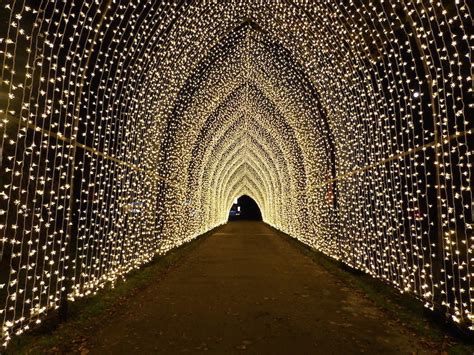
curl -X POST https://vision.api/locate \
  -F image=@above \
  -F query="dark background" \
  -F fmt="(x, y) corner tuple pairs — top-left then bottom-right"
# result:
(229, 195), (262, 221)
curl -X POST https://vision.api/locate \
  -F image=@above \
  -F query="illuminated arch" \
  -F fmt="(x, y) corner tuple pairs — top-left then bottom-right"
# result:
(0, 0), (471, 345)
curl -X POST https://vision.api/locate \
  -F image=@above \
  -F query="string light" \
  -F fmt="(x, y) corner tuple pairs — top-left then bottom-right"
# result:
(0, 0), (472, 347)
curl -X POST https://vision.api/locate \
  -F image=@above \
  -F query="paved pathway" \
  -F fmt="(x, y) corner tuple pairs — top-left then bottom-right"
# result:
(88, 221), (426, 354)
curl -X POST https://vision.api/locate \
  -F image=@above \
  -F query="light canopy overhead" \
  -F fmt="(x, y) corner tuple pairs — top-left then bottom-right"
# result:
(0, 0), (472, 345)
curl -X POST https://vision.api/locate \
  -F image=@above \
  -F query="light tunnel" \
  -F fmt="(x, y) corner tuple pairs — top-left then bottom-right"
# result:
(0, 0), (472, 345)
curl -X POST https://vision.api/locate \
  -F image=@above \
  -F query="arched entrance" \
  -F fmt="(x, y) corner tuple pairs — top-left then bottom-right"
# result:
(228, 195), (262, 221)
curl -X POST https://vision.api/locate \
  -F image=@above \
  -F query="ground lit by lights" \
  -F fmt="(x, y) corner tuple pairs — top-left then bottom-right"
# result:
(0, 0), (472, 346)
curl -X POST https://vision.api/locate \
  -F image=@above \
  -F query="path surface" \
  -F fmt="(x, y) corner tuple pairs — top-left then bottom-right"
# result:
(87, 222), (425, 354)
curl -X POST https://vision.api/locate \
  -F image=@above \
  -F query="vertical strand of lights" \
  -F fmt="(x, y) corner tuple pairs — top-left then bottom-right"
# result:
(0, 0), (472, 346)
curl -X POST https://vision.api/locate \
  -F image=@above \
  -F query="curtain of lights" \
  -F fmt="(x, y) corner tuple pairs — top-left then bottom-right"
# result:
(0, 0), (472, 346)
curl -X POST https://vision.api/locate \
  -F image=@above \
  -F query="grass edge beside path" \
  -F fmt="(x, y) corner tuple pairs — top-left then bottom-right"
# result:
(270, 226), (474, 355)
(6, 222), (474, 354)
(6, 226), (222, 355)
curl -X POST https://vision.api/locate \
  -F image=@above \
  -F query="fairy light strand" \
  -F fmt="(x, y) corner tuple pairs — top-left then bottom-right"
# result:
(0, 0), (472, 346)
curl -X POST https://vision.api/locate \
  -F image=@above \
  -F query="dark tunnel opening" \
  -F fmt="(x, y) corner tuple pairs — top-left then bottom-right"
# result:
(228, 195), (263, 221)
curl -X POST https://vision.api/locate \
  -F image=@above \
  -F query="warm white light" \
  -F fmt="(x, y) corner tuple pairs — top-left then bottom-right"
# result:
(0, 0), (471, 346)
